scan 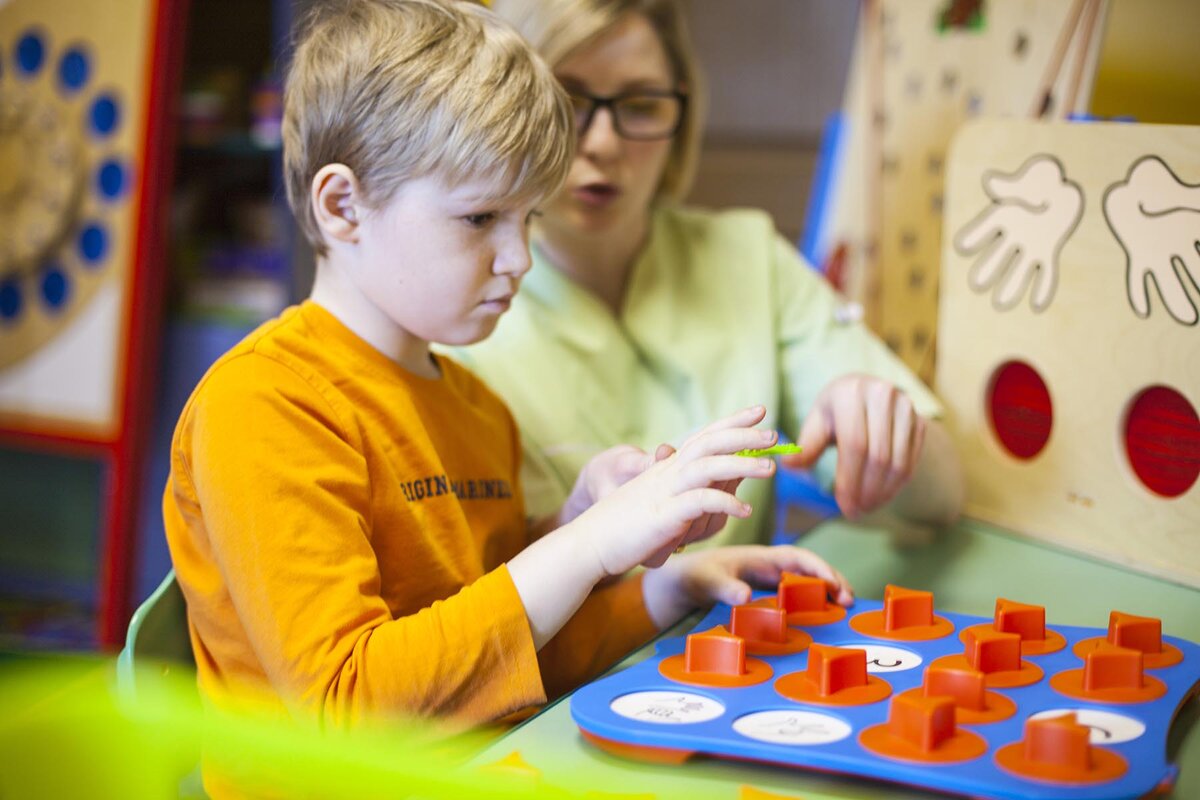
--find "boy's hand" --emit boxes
[641,545,855,630]
[572,406,778,577]
[782,374,927,520]
[558,444,659,527]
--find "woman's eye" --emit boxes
[463,212,496,228]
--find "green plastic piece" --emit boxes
[736,443,803,457]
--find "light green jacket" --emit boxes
[448,205,940,547]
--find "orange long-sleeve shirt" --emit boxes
[164,301,655,733]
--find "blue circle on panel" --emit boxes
[16,31,45,76]
[97,160,127,200]
[41,266,69,310]
[59,47,90,93]
[90,94,120,137]
[0,279,21,320]
[79,224,109,265]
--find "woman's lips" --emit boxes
[572,182,620,208]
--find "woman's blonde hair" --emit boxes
[284,0,574,255]
[489,0,703,201]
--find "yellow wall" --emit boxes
[1091,0,1199,124]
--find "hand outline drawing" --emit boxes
[1102,155,1200,326]
[954,155,1084,312]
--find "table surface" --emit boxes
[474,517,1200,800]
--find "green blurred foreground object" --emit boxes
[736,443,802,457]
[0,656,617,799]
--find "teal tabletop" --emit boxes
[473,517,1200,800]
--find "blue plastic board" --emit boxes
[571,595,1200,800]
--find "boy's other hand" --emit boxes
[782,374,927,520]
[559,444,659,527]
[641,545,854,630]
[573,406,778,577]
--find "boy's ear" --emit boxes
[311,164,363,244]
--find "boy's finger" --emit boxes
[690,405,768,437]
[665,489,752,534]
[678,426,777,462]
[673,454,774,492]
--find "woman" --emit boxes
[452,0,965,547]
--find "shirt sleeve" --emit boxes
[535,573,657,701]
[770,234,944,486]
[179,354,545,728]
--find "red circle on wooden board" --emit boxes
[1123,385,1200,498]
[988,360,1053,460]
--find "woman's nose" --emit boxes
[579,105,621,161]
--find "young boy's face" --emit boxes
[352,173,539,349]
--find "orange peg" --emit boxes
[848,585,954,641]
[996,713,1128,784]
[930,626,1042,688]
[924,664,986,711]
[995,598,1046,641]
[731,605,787,644]
[775,644,891,706]
[890,692,957,752]
[730,604,811,656]
[1072,610,1182,668]
[684,626,745,676]
[1107,611,1162,654]
[659,626,772,688]
[1083,643,1144,691]
[859,692,987,763]
[778,573,827,613]
[808,644,868,695]
[884,585,934,630]
[1050,642,1166,703]
[965,627,1022,674]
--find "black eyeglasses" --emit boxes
[568,89,688,141]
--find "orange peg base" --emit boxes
[859,692,988,763]
[961,598,1066,655]
[751,572,847,626]
[849,585,955,641]
[1074,611,1184,669]
[1051,642,1167,703]
[995,713,1128,784]
[932,626,1043,688]
[659,625,773,688]
[775,644,891,706]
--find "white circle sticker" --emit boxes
[609,691,725,724]
[845,644,924,672]
[733,710,853,745]
[1028,709,1146,745]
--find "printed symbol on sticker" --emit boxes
[733,711,853,745]
[1029,708,1146,744]
[853,644,924,672]
[609,691,725,725]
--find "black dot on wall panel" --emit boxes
[1014,31,1030,57]
[908,267,926,290]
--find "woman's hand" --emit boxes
[782,374,927,520]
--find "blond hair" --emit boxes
[284,0,574,255]
[488,0,703,201]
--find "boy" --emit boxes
[163,0,851,756]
